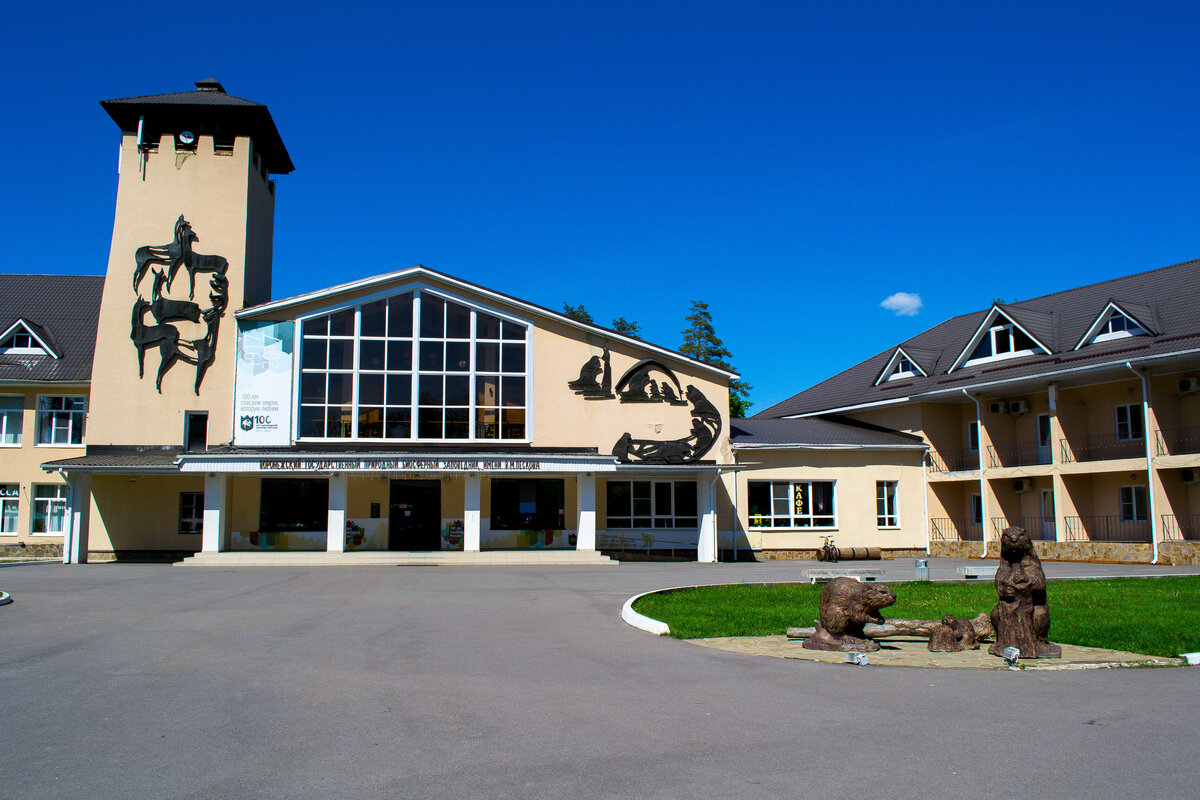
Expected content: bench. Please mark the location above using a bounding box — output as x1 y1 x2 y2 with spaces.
801 568 885 584
957 565 998 579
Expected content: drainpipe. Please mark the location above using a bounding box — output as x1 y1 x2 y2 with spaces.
922 449 931 556
1126 362 1159 564
963 389 988 558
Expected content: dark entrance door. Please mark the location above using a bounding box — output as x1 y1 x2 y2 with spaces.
389 480 442 551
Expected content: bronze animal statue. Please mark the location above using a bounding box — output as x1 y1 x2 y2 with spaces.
988 527 1061 659
927 615 980 652
802 577 897 652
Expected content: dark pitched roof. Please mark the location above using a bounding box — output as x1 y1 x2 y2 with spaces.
730 417 925 449
100 79 294 174
0 274 104 384
758 258 1200 418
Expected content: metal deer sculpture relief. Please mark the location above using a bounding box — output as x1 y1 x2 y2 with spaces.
614 360 689 405
130 216 229 394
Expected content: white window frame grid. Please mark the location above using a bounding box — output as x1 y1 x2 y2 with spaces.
605 480 699 530
295 287 532 443
1119 485 1148 523
876 480 899 528
35 395 86 446
0 395 22 446
31 484 68 534
748 480 836 529
1114 403 1144 442
1093 312 1146 344
179 492 204 535
1 484 18 534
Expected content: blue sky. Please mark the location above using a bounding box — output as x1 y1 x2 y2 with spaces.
4 1 1199 411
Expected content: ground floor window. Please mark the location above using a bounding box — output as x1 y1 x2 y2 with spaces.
877 481 899 527
1119 485 1148 523
260 479 329 531
179 492 204 535
32 484 67 534
490 479 564 530
1 484 18 533
606 480 698 529
748 480 835 528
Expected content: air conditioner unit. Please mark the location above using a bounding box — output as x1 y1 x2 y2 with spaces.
1178 377 1200 395
1013 479 1032 493
1008 400 1030 416
1183 469 1199 485
989 401 1007 414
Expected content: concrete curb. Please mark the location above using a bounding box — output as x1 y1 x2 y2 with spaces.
621 589 672 636
0 559 59 568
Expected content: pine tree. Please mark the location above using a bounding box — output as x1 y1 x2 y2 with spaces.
561 302 593 323
679 300 752 417
610 317 641 338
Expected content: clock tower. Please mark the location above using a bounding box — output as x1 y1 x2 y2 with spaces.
87 79 293 448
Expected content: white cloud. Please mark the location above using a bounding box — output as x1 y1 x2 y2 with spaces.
880 292 923 317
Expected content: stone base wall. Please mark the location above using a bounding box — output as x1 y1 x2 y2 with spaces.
0 543 63 559
757 548 917 561
930 540 1200 565
85 551 194 563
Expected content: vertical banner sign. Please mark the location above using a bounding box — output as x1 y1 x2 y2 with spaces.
234 319 294 446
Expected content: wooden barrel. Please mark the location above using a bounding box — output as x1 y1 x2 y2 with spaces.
838 547 882 561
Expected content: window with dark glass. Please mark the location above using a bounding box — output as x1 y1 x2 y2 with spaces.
259 479 328 532
179 492 204 535
490 479 564 530
1115 403 1144 441
298 291 527 441
605 481 697 528
876 481 898 527
747 481 835 528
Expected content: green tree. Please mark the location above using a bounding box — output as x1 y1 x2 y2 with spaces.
562 302 593 323
610 317 641 338
679 300 752 417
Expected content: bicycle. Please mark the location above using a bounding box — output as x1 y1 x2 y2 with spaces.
817 535 840 563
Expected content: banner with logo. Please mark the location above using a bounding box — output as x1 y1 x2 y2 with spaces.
233 319 295 446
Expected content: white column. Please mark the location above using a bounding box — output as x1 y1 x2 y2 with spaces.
63 472 91 564
202 474 227 553
576 474 596 551
697 476 718 563
327 473 347 553
464 474 481 552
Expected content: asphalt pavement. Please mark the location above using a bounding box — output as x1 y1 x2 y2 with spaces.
1 558 1197 799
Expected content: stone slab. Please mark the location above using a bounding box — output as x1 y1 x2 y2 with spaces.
687 635 1185 670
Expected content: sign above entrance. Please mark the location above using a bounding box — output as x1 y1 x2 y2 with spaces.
178 455 622 474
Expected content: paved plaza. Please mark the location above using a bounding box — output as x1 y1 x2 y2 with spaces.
2 558 1198 799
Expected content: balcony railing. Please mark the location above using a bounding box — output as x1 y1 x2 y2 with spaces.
987 441 1052 468
990 516 1056 540
1063 515 1151 542
928 448 980 473
1060 433 1145 463
1161 514 1200 541
930 517 983 541
1155 426 1200 457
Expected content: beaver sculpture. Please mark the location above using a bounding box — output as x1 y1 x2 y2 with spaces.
802 577 897 652
989 526 1062 659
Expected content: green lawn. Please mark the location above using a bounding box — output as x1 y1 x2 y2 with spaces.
631 576 1200 658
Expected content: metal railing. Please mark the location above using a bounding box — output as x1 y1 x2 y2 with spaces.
1062 515 1151 542
987 441 1052 468
1060 433 1145 463
1161 514 1200 542
1155 426 1200 457
930 517 983 541
928 448 980 473
990 517 1056 540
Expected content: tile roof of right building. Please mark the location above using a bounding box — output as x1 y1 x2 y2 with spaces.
755 258 1200 418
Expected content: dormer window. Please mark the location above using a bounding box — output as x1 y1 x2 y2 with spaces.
0 321 56 357
971 322 1036 361
1073 302 1155 350
1095 312 1146 342
875 347 928 385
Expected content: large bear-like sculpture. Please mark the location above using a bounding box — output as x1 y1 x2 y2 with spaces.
989 527 1062 659
802 577 897 652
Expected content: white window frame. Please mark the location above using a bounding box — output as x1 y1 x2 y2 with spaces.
876 480 899 528
0 395 22 446
1119 485 1148 523
876 348 928 385
1114 403 1144 442
1 484 18 534
0 321 56 357
604 480 698 530
35 395 86 446
965 322 1040 367
31 484 68 535
747 480 836 529
967 420 980 452
295 287 532 444
1094 312 1146 343
970 493 982 526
